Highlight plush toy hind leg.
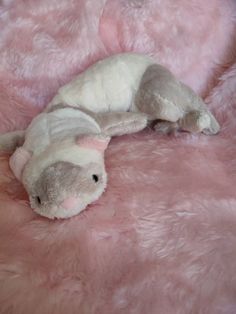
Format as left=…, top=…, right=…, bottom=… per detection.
left=178, top=110, right=220, bottom=134
left=135, top=64, right=220, bottom=135
left=154, top=110, right=220, bottom=135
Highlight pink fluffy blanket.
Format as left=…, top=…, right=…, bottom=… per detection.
left=0, top=1, right=236, bottom=313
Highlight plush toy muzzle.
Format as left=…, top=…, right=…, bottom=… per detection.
left=30, top=160, right=107, bottom=219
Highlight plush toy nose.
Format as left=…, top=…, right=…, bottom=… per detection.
left=60, top=197, right=79, bottom=210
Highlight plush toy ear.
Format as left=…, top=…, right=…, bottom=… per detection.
left=76, top=134, right=110, bottom=153
left=9, top=147, right=32, bottom=181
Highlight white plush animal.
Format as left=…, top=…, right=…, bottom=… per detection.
left=0, top=53, right=220, bottom=219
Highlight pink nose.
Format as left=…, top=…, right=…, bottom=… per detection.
left=60, top=197, right=79, bottom=210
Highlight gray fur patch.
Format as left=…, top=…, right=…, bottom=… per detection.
left=30, top=161, right=104, bottom=208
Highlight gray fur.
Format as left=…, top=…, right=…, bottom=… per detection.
left=30, top=161, right=105, bottom=216
left=135, top=64, right=220, bottom=134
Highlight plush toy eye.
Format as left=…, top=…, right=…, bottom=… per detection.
left=92, top=174, right=99, bottom=183
left=35, top=196, right=41, bottom=205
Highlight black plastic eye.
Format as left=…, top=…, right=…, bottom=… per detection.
left=36, top=196, right=41, bottom=205
left=92, top=174, right=99, bottom=183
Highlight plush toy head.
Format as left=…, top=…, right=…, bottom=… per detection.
left=9, top=134, right=110, bottom=219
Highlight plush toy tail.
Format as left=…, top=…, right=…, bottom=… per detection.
left=0, top=130, right=25, bottom=152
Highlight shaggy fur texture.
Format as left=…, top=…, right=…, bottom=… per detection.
left=0, top=0, right=236, bottom=313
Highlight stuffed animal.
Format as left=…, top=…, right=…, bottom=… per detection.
left=0, top=53, right=220, bottom=219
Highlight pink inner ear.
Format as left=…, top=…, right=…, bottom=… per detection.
left=76, top=135, right=110, bottom=152
left=9, top=147, right=32, bottom=181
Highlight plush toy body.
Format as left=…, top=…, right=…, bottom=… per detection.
left=0, top=53, right=220, bottom=219
left=46, top=53, right=219, bottom=134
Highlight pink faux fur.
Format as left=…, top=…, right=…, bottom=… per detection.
left=0, top=1, right=236, bottom=313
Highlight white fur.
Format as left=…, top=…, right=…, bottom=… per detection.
left=22, top=141, right=104, bottom=188
left=21, top=106, right=103, bottom=192
left=47, top=53, right=154, bottom=112
left=24, top=108, right=101, bottom=155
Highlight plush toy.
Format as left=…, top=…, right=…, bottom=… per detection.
left=0, top=53, right=220, bottom=219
